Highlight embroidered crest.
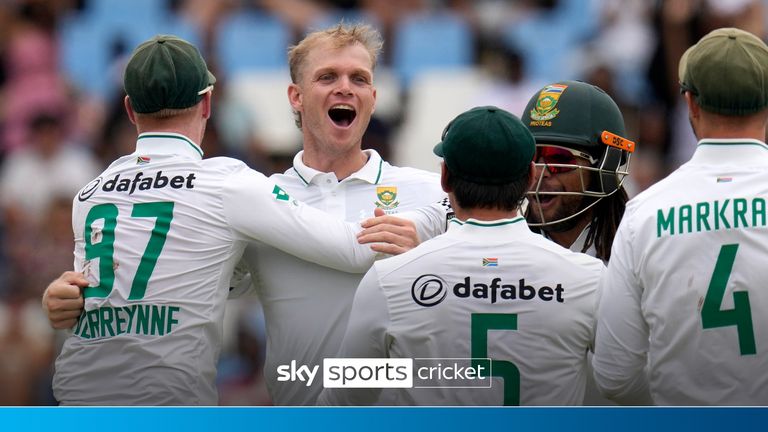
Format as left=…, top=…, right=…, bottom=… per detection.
left=530, top=84, right=568, bottom=122
left=375, top=186, right=399, bottom=210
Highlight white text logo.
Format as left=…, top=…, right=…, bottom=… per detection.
left=276, top=360, right=319, bottom=387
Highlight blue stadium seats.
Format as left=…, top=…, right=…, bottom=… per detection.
left=58, top=3, right=202, bottom=100
left=304, top=9, right=381, bottom=34
left=58, top=12, right=114, bottom=98
left=215, top=12, right=291, bottom=79
left=392, top=12, right=474, bottom=88
left=502, top=0, right=599, bottom=84
left=87, top=0, right=168, bottom=28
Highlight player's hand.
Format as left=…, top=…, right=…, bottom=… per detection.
left=357, top=208, right=420, bottom=255
left=42, top=271, right=88, bottom=329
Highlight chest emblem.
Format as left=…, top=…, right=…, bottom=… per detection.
left=375, top=186, right=399, bottom=210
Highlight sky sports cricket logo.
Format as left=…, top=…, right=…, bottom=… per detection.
left=276, top=358, right=492, bottom=389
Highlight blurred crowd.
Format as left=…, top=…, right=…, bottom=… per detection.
left=0, top=0, right=765, bottom=405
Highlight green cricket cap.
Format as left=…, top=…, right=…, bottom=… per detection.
left=433, top=106, right=535, bottom=184
left=124, top=35, right=216, bottom=114
left=679, top=27, right=768, bottom=116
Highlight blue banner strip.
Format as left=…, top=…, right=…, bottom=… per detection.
left=1, top=407, right=766, bottom=432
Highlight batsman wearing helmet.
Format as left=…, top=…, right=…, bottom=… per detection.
left=522, top=80, right=635, bottom=263
left=521, top=80, right=636, bottom=406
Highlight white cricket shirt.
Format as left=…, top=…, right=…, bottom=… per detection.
left=593, top=139, right=768, bottom=405
left=237, top=149, right=446, bottom=405
left=543, top=224, right=614, bottom=406
left=317, top=216, right=604, bottom=405
left=53, top=133, right=377, bottom=405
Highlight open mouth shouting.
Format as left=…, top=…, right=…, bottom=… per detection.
left=528, top=188, right=561, bottom=211
left=328, top=104, right=357, bottom=128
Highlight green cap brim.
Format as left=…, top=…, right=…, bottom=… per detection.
left=433, top=142, right=444, bottom=157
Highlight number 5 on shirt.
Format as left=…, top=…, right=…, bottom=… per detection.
left=83, top=201, right=174, bottom=300
left=701, top=243, right=756, bottom=355
left=471, top=313, right=520, bottom=405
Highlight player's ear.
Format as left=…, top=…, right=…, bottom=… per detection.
left=527, top=161, right=536, bottom=191
left=371, top=86, right=377, bottom=114
left=201, top=91, right=212, bottom=120
left=684, top=91, right=700, bottom=119
left=440, top=162, right=452, bottom=193
left=288, top=83, right=302, bottom=111
left=124, top=96, right=137, bottom=125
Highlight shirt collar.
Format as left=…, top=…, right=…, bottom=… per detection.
left=542, top=223, right=594, bottom=256
left=134, top=133, right=204, bottom=160
left=691, top=138, right=768, bottom=165
left=447, top=216, right=530, bottom=241
left=291, top=149, right=383, bottom=186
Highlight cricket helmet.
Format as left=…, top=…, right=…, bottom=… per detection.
left=521, top=80, right=635, bottom=227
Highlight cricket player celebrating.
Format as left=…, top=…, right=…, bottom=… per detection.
left=317, top=107, right=604, bottom=405
left=231, top=24, right=447, bottom=405
left=593, top=27, right=768, bottom=405
left=522, top=80, right=634, bottom=263
left=49, top=35, right=386, bottom=405
left=521, top=80, right=635, bottom=406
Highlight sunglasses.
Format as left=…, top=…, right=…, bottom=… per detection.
left=534, top=145, right=597, bottom=174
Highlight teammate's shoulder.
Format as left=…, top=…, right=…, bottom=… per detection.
left=372, top=234, right=455, bottom=277
left=626, top=164, right=693, bottom=207
left=269, top=170, right=305, bottom=187
left=201, top=156, right=269, bottom=176
left=201, top=155, right=249, bottom=169
left=73, top=155, right=130, bottom=196
left=567, top=250, right=605, bottom=270
left=533, top=236, right=605, bottom=271
left=380, top=161, right=440, bottom=183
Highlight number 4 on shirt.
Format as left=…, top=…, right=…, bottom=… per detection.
left=701, top=243, right=756, bottom=355
left=83, top=202, right=174, bottom=300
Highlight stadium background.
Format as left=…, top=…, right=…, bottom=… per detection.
left=0, top=0, right=763, bottom=405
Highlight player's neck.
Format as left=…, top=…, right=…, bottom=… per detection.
left=135, top=119, right=204, bottom=146
left=543, top=216, right=591, bottom=250
left=694, top=109, right=768, bottom=142
left=301, top=147, right=368, bottom=180
left=696, top=125, right=767, bottom=141
left=454, top=207, right=519, bottom=222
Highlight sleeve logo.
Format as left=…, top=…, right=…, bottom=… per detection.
left=272, top=185, right=291, bottom=201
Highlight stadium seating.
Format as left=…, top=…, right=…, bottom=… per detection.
left=392, top=68, right=490, bottom=172
left=215, top=11, right=291, bottom=79
left=58, top=2, right=201, bottom=100
left=391, top=12, right=474, bottom=88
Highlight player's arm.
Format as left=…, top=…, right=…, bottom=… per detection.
left=591, top=223, right=653, bottom=405
left=228, top=257, right=255, bottom=299
left=42, top=271, right=88, bottom=329
left=405, top=197, right=453, bottom=240
left=316, top=266, right=390, bottom=406
left=224, top=168, right=376, bottom=274
left=357, top=208, right=421, bottom=255
left=358, top=197, right=453, bottom=255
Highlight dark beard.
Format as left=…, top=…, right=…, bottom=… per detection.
left=529, top=194, right=594, bottom=233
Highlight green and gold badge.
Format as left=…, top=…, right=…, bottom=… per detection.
left=375, top=186, right=399, bottom=210
left=530, top=84, right=568, bottom=123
